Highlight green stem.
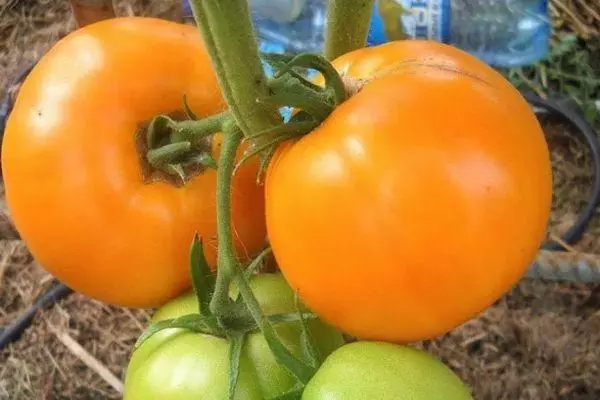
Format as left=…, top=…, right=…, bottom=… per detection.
left=209, top=120, right=243, bottom=316
left=230, top=273, right=315, bottom=383
left=189, top=0, right=280, bottom=137
left=324, top=0, right=376, bottom=61
left=209, top=121, right=315, bottom=385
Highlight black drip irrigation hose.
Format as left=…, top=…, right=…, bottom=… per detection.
left=525, top=93, right=600, bottom=252
left=0, top=63, right=599, bottom=351
left=0, top=284, right=73, bottom=345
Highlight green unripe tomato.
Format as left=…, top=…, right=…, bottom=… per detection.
left=302, top=341, right=474, bottom=400
left=123, top=273, right=345, bottom=400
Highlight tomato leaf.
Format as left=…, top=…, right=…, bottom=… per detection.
left=134, top=314, right=223, bottom=349
left=260, top=316, right=316, bottom=384
left=228, top=333, right=246, bottom=400
left=295, top=293, right=322, bottom=368
left=190, top=235, right=216, bottom=317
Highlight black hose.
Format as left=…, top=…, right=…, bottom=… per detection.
left=524, top=93, right=600, bottom=251
left=0, top=63, right=599, bottom=351
left=1, top=61, right=74, bottom=350
left=0, top=283, right=73, bottom=346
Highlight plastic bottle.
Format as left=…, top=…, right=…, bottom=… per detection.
left=368, top=0, right=551, bottom=67
left=181, top=0, right=550, bottom=67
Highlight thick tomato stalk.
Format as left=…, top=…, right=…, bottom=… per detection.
left=1, top=17, right=267, bottom=308
left=265, top=41, right=553, bottom=343
left=123, top=273, right=345, bottom=400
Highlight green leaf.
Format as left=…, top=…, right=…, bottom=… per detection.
left=269, top=384, right=305, bottom=400
left=564, top=85, right=583, bottom=105
left=243, top=247, right=273, bottom=279
left=583, top=102, right=599, bottom=124
left=134, top=314, right=223, bottom=349
left=549, top=33, right=578, bottom=59
left=260, top=316, right=316, bottom=384
left=228, top=333, right=246, bottom=400
left=294, top=293, right=322, bottom=368
left=190, top=235, right=217, bottom=317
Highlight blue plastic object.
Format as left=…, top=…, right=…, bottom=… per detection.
left=181, top=0, right=550, bottom=68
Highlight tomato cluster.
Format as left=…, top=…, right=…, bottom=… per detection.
left=124, top=274, right=346, bottom=399
left=2, top=16, right=551, bottom=400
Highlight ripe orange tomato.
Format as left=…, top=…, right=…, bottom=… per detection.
left=2, top=17, right=266, bottom=308
left=265, top=41, right=552, bottom=343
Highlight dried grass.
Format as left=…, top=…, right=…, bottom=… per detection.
left=551, top=0, right=600, bottom=39
left=0, top=1, right=599, bottom=399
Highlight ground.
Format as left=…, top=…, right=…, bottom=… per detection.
left=0, top=1, right=599, bottom=399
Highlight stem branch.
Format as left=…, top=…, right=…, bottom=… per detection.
left=209, top=121, right=243, bottom=315
left=176, top=111, right=230, bottom=143
left=209, top=121, right=314, bottom=384
left=324, top=0, right=376, bottom=60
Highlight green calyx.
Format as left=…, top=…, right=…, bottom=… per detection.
left=143, top=111, right=228, bottom=184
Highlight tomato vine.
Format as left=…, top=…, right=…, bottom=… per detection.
left=134, top=0, right=376, bottom=395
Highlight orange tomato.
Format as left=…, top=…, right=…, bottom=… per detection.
left=2, top=17, right=266, bottom=308
left=265, top=41, right=552, bottom=343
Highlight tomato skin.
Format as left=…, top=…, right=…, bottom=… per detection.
left=1, top=17, right=266, bottom=308
left=266, top=41, right=552, bottom=342
left=123, top=273, right=345, bottom=400
left=302, top=341, right=473, bottom=400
